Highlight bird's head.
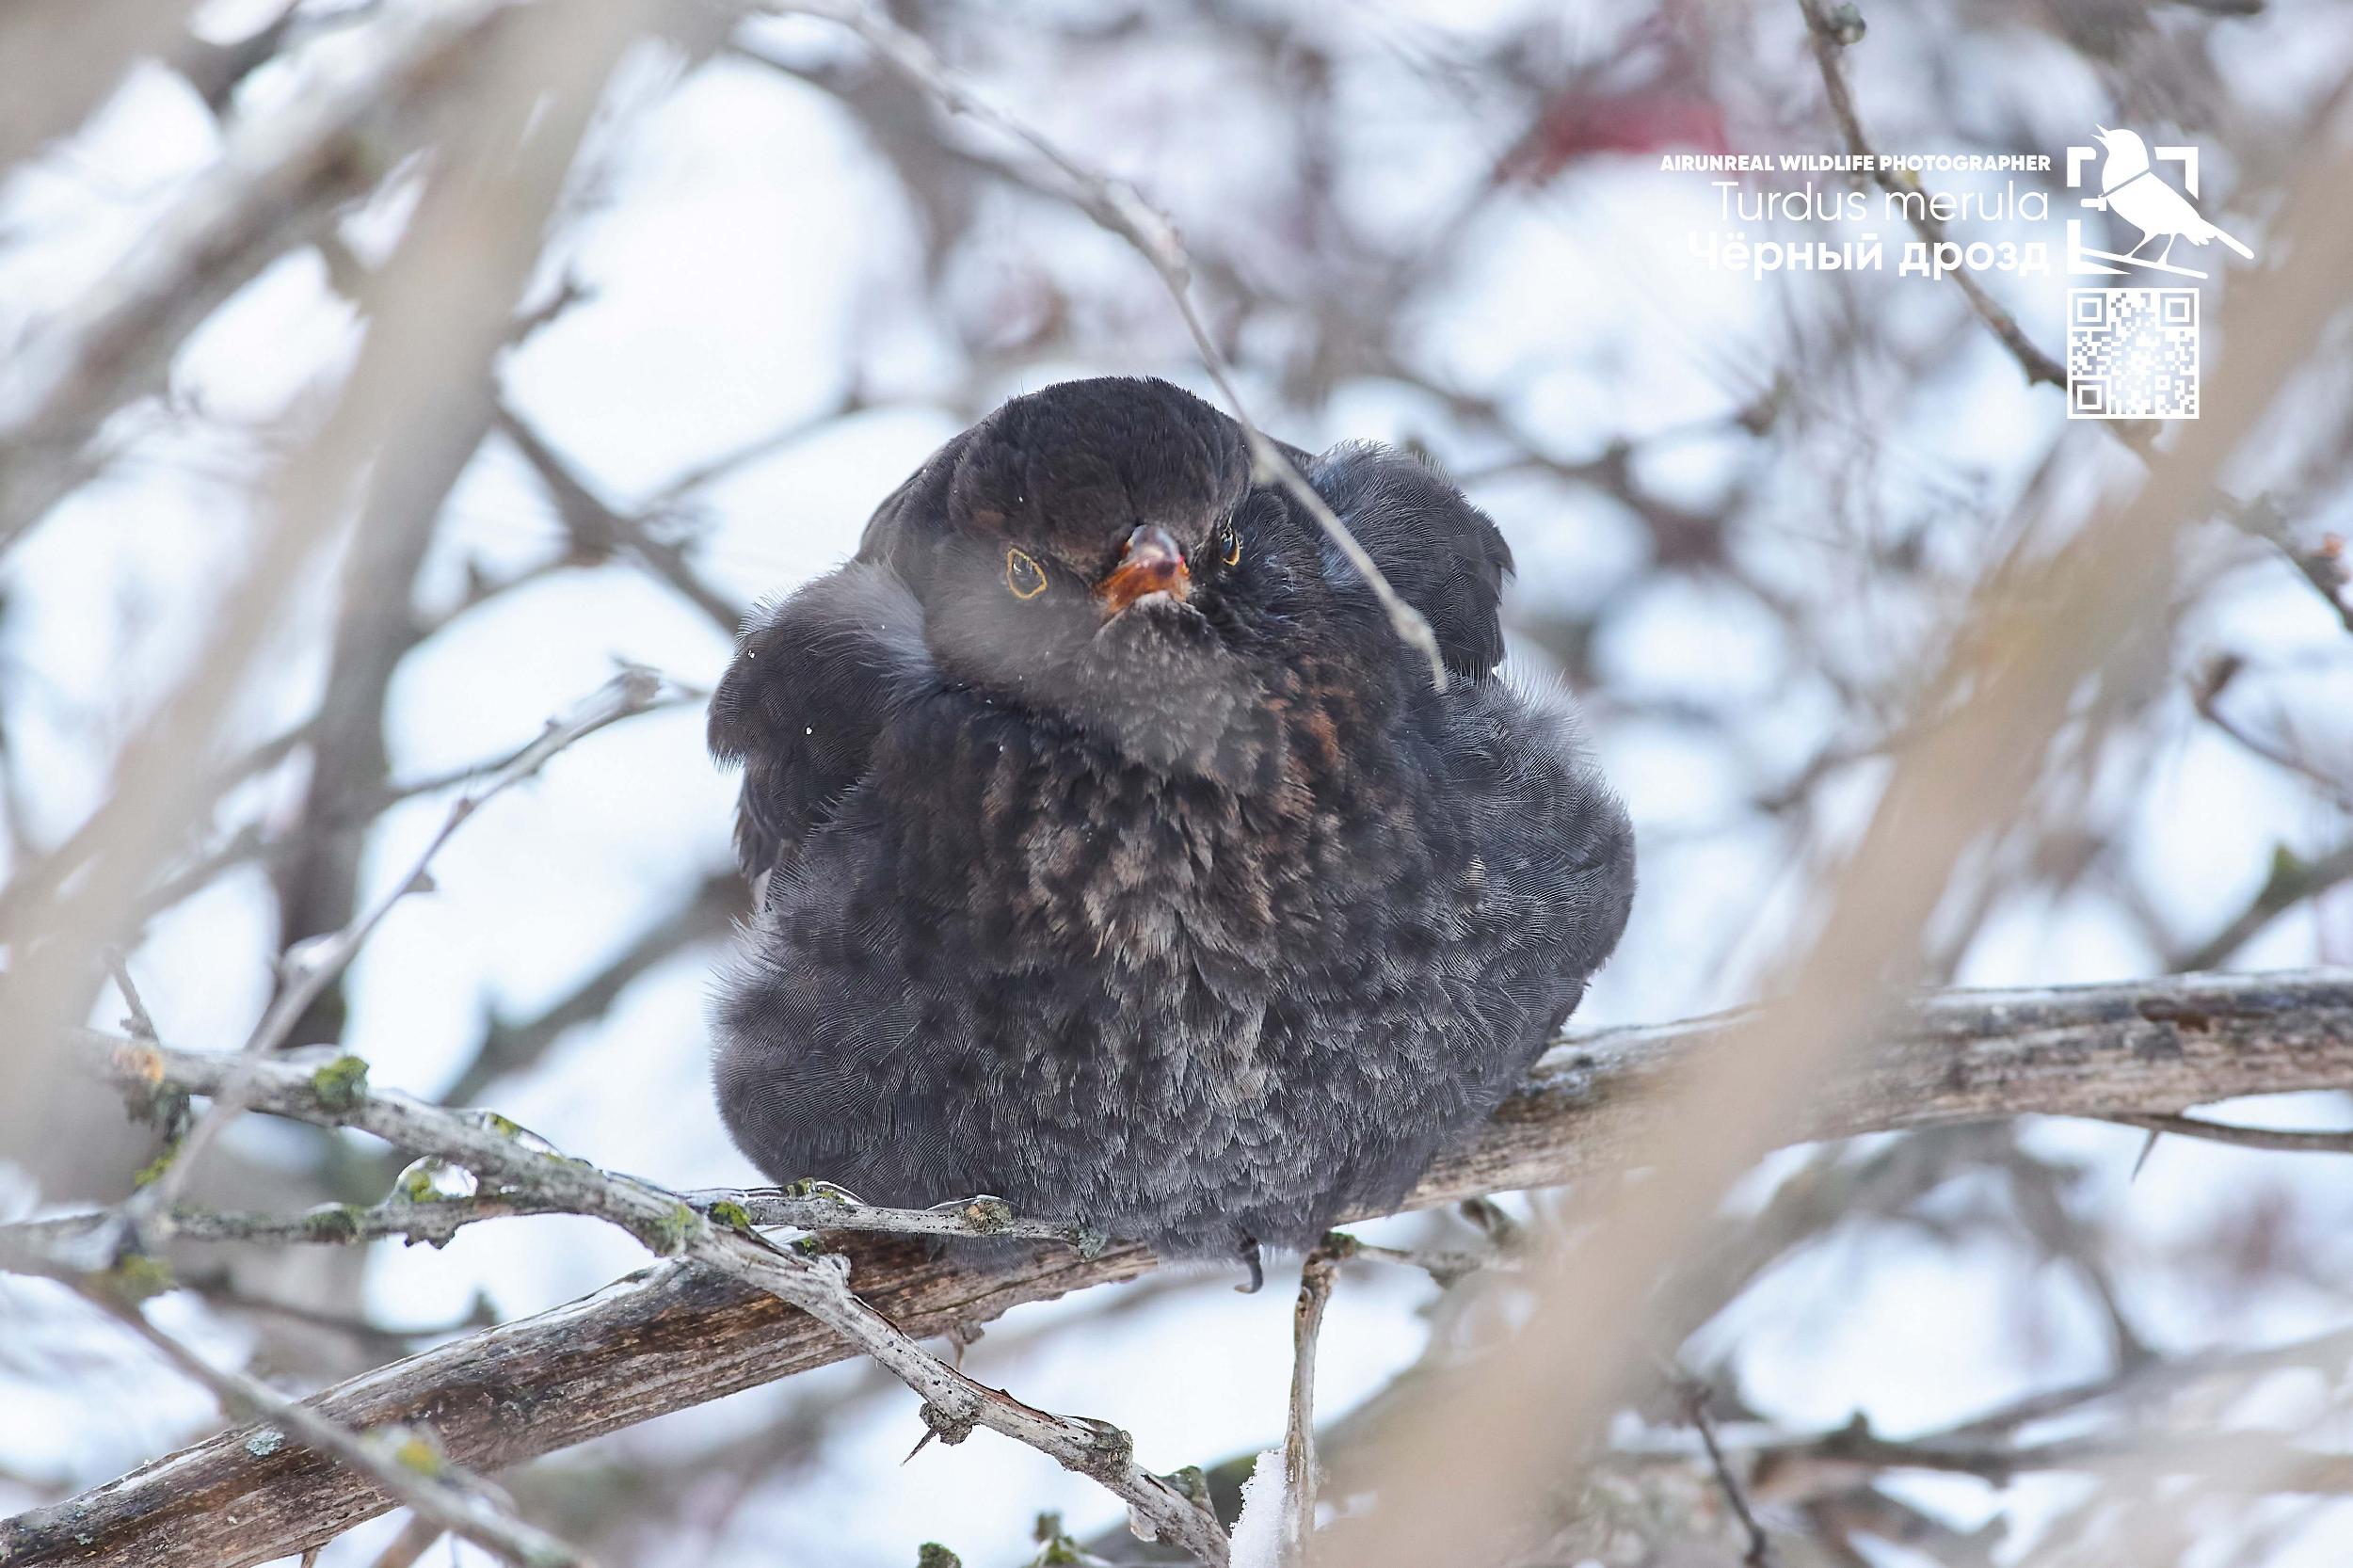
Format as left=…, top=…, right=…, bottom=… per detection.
left=906, top=376, right=1297, bottom=773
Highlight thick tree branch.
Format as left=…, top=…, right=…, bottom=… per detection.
left=6, top=968, right=2348, bottom=1568
left=53, top=1276, right=592, bottom=1568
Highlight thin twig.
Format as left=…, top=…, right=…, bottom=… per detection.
left=1282, top=1235, right=1350, bottom=1564
left=2221, top=494, right=2353, bottom=635
left=104, top=950, right=159, bottom=1042
left=1793, top=0, right=2066, bottom=392
left=1685, top=1384, right=1772, bottom=1566
left=0, top=1184, right=1112, bottom=1268
left=120, top=687, right=700, bottom=934
left=2174, top=840, right=2353, bottom=971
left=686, top=1187, right=1110, bottom=1253
left=493, top=405, right=744, bottom=634
left=2191, top=657, right=2353, bottom=813
left=368, top=1516, right=448, bottom=1568
left=686, top=1222, right=1227, bottom=1562
left=1343, top=1239, right=1497, bottom=1289
left=3, top=1195, right=552, bottom=1264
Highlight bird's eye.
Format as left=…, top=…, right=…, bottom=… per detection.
left=1214, top=520, right=1241, bottom=568
left=1005, top=548, right=1048, bottom=600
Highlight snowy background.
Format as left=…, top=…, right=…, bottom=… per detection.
left=5, top=1, right=2353, bottom=1563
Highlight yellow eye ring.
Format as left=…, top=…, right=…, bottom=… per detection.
left=1216, top=520, right=1241, bottom=568
left=1005, top=548, right=1048, bottom=600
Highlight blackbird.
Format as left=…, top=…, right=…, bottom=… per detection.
left=708, top=376, right=1633, bottom=1272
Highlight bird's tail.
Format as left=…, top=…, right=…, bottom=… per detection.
left=2213, top=225, right=2255, bottom=260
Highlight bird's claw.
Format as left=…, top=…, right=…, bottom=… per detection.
left=1234, top=1236, right=1264, bottom=1294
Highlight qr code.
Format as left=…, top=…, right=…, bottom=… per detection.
left=2067, top=287, right=2198, bottom=420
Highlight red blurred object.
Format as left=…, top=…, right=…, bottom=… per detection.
left=1499, top=89, right=1730, bottom=183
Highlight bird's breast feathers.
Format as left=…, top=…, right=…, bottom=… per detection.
left=858, top=672, right=1417, bottom=971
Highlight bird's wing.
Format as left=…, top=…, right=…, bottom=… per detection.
left=1440, top=676, right=1635, bottom=1052
left=706, top=560, right=933, bottom=882
left=1305, top=441, right=1514, bottom=679
left=853, top=427, right=974, bottom=591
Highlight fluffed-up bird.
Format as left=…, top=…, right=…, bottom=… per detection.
left=707, top=376, right=1634, bottom=1278
left=2088, top=125, right=2254, bottom=265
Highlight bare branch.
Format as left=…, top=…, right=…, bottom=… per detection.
left=0, top=0, right=664, bottom=1194
left=444, top=871, right=746, bottom=1106
left=1328, top=113, right=2353, bottom=1568
left=8, top=968, right=2350, bottom=1568
left=1684, top=1384, right=1771, bottom=1567
left=2192, top=656, right=2353, bottom=813
left=689, top=1187, right=1112, bottom=1253
left=1797, top=0, right=2353, bottom=645
left=4, top=1185, right=1112, bottom=1270
left=2174, top=841, right=2353, bottom=972
left=2221, top=494, right=2353, bottom=635
left=493, top=405, right=745, bottom=635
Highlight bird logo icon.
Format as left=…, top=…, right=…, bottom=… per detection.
left=2072, top=126, right=2254, bottom=279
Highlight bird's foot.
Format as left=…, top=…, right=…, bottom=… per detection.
left=1235, top=1236, right=1265, bottom=1294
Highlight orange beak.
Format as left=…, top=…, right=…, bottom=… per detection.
left=1096, top=525, right=1191, bottom=614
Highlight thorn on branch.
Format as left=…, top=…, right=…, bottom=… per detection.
left=920, top=1400, right=979, bottom=1448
